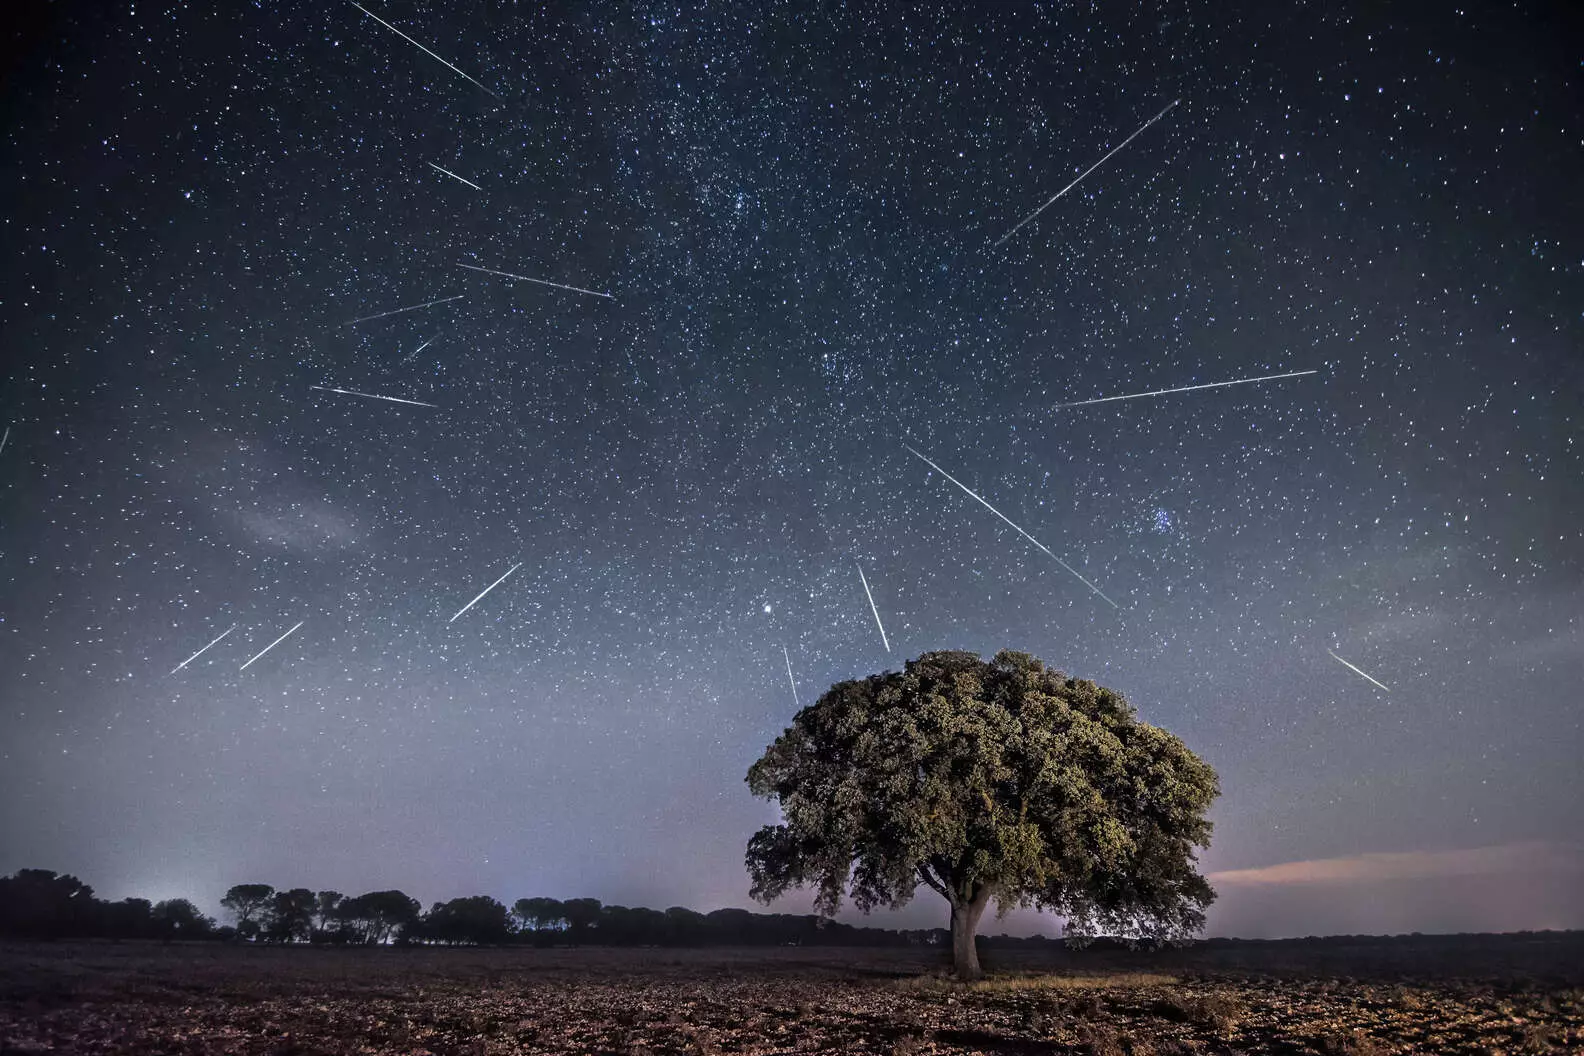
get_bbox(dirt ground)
[2,937,1581,1055]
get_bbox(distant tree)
[560,898,603,943]
[746,650,1220,978]
[312,891,344,941]
[598,905,667,945]
[511,897,567,933]
[151,898,213,940]
[0,869,100,938]
[102,897,154,940]
[265,888,316,943]
[340,890,421,944]
[664,906,708,945]
[220,884,274,939]
[421,896,513,945]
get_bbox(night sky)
[2,2,1580,940]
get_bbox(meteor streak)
[1327,649,1390,693]
[457,262,614,300]
[427,162,481,190]
[400,337,434,365]
[449,562,522,623]
[903,444,1118,608]
[349,1,499,98]
[856,562,890,652]
[993,99,1179,248]
[240,621,304,671]
[1056,369,1319,408]
[344,293,464,325]
[783,645,800,709]
[0,426,8,455]
[170,625,236,675]
[310,385,437,408]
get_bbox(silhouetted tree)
[0,869,99,938]
[746,650,1220,978]
[560,897,602,943]
[151,898,214,939]
[312,890,344,941]
[511,897,567,932]
[220,884,274,940]
[421,896,513,945]
[265,888,316,942]
[598,905,668,945]
[664,906,708,945]
[102,897,154,940]
[340,890,421,944]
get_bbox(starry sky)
[2,2,1580,940]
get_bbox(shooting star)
[903,444,1119,609]
[457,262,614,300]
[310,385,437,408]
[448,562,522,623]
[1327,649,1391,693]
[399,337,434,365]
[856,562,891,652]
[169,625,236,675]
[783,645,801,709]
[240,621,304,672]
[428,162,481,190]
[0,426,9,455]
[1056,369,1319,409]
[349,1,499,98]
[345,293,464,326]
[993,99,1179,248]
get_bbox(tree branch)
[916,864,951,902]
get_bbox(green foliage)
[746,650,1219,947]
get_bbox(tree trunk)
[949,886,993,980]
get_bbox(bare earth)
[2,937,1581,1055]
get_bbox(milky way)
[1,3,1578,937]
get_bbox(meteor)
[427,162,481,190]
[400,337,434,365]
[344,293,464,326]
[0,426,8,455]
[856,563,890,652]
[449,562,522,623]
[903,444,1118,608]
[310,385,437,408]
[240,621,304,671]
[1055,369,1319,408]
[1327,649,1390,693]
[783,645,800,709]
[348,1,499,98]
[993,99,1179,248]
[170,624,236,675]
[457,262,614,300]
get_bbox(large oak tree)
[746,650,1219,978]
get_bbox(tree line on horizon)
[0,869,965,947]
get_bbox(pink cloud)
[1209,841,1584,887]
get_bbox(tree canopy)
[746,649,1220,977]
